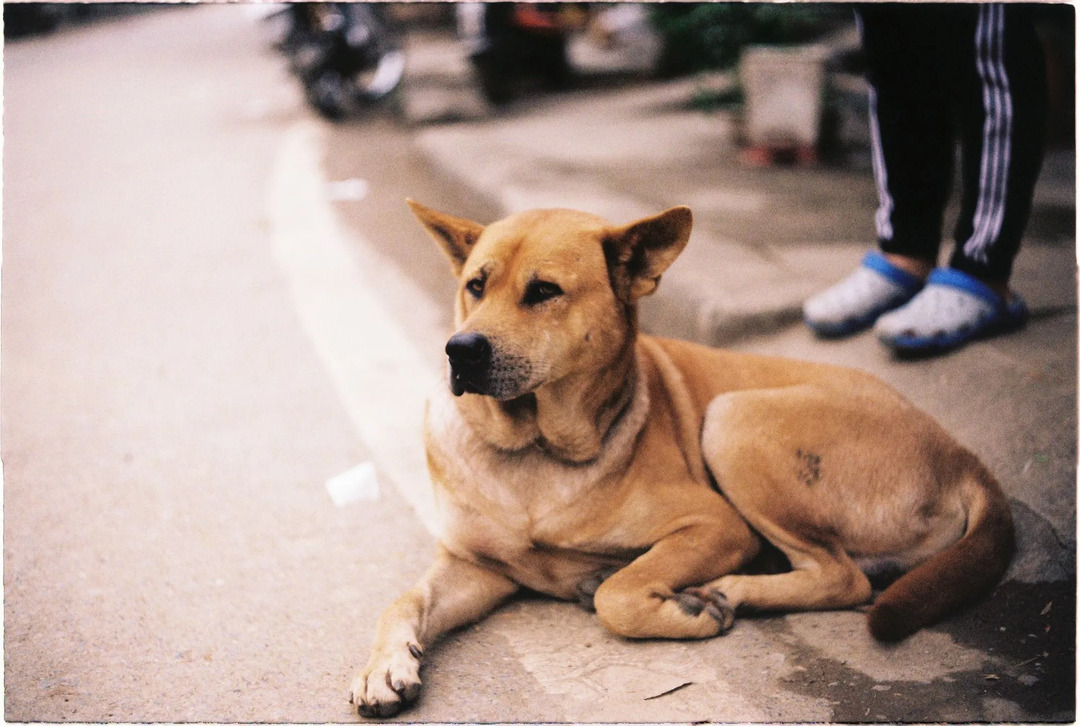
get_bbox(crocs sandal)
[803,251,925,338]
[874,267,1028,353]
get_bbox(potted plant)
[651,3,846,163]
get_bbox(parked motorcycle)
[277,3,405,120]
[458,3,576,105]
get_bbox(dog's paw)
[349,642,423,719]
[676,587,735,633]
[575,567,621,612]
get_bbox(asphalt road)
[3,5,1074,723]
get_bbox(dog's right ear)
[407,199,485,275]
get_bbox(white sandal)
[803,251,924,337]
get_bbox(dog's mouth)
[449,370,487,397]
[447,363,534,400]
[445,332,535,400]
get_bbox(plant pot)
[740,44,829,154]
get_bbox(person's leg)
[875,4,1046,353]
[860,4,957,270]
[804,5,952,336]
[949,2,1047,288]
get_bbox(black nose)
[445,332,492,372]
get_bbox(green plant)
[651,3,839,77]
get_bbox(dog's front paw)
[677,587,735,633]
[575,567,621,612]
[349,643,423,719]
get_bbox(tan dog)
[349,202,1014,718]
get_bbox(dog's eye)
[523,280,564,306]
[465,276,485,299]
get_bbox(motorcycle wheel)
[354,49,406,103]
[470,47,515,105]
[306,70,351,120]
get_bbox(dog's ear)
[407,199,485,275]
[604,206,692,302]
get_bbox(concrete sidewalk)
[405,28,1075,345]
[3,7,1074,723]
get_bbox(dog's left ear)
[407,199,485,275]
[604,206,693,302]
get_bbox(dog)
[349,201,1014,718]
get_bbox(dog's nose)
[445,332,492,370]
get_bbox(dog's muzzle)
[445,331,493,396]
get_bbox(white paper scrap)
[325,178,370,202]
[325,461,380,507]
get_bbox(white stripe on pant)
[965,3,1015,264]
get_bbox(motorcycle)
[277,3,405,120]
[458,3,576,105]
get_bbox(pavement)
[2,6,1076,724]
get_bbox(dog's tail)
[867,465,1015,642]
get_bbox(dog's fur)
[349,202,1014,718]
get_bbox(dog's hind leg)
[697,389,875,614]
[686,524,873,615]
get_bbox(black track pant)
[856,3,1047,283]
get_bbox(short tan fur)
[349,202,1014,718]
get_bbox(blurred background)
[3,3,1075,722]
[7,2,1073,139]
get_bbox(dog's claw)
[358,699,404,719]
[673,592,707,616]
[350,644,424,719]
[575,567,620,612]
[355,684,411,719]
[679,587,736,633]
[392,676,421,703]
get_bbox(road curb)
[414,128,820,348]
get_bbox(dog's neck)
[456,340,641,464]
